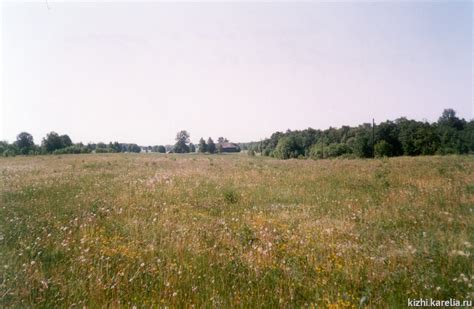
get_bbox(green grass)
[0,154,473,307]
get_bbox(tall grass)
[1,154,473,307]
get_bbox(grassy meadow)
[0,153,473,307]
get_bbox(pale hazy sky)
[1,1,472,145]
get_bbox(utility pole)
[321,133,324,159]
[372,118,375,158]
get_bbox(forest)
[241,109,473,159]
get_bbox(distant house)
[217,142,241,153]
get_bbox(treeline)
[0,131,168,157]
[173,130,240,154]
[241,109,473,159]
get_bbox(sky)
[1,0,472,145]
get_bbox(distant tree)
[60,135,73,148]
[97,142,107,149]
[217,143,223,153]
[438,108,464,130]
[350,125,373,158]
[174,130,190,153]
[15,132,34,155]
[374,140,393,157]
[415,123,439,155]
[1,141,17,157]
[262,131,284,156]
[217,137,229,143]
[158,145,166,153]
[273,135,304,159]
[198,138,207,153]
[189,143,196,153]
[435,109,468,154]
[397,118,421,155]
[375,121,402,156]
[128,144,141,153]
[110,142,122,152]
[327,143,352,157]
[207,137,216,154]
[309,143,324,159]
[0,141,9,154]
[86,143,97,151]
[463,120,474,153]
[42,132,64,153]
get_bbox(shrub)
[374,140,393,157]
[53,146,91,154]
[95,148,114,153]
[223,188,239,204]
[2,149,16,157]
[273,136,304,160]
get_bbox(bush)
[310,143,353,159]
[3,149,16,157]
[327,143,352,157]
[309,144,324,159]
[248,149,255,156]
[53,146,91,155]
[95,148,114,153]
[223,188,239,204]
[273,136,304,159]
[374,140,393,158]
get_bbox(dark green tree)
[397,118,421,155]
[60,135,73,148]
[207,137,216,154]
[350,125,373,158]
[374,140,393,157]
[15,132,34,155]
[110,142,122,152]
[174,130,190,153]
[198,138,207,153]
[438,108,464,130]
[42,132,64,153]
[273,135,304,159]
[128,144,141,153]
[375,121,402,156]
